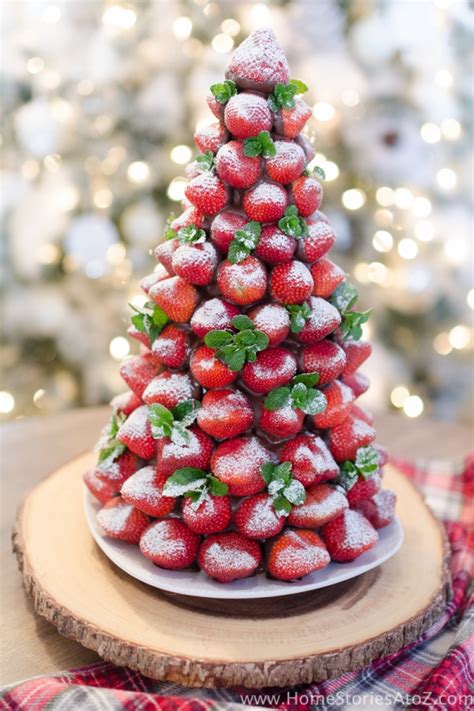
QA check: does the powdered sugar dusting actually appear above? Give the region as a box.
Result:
[204,540,257,571]
[191,298,238,335]
[121,466,164,506]
[276,530,329,569]
[97,501,133,534]
[140,522,187,558]
[225,28,290,87]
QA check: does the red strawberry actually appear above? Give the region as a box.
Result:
[120,465,175,517]
[241,346,297,394]
[215,140,262,189]
[140,266,170,294]
[235,494,285,539]
[342,371,370,398]
[210,209,247,254]
[243,181,288,222]
[207,93,224,120]
[224,92,273,139]
[356,490,396,529]
[119,354,161,399]
[347,471,382,507]
[247,302,290,346]
[254,225,296,264]
[288,483,348,528]
[295,134,316,162]
[312,380,355,429]
[270,260,313,304]
[310,258,345,298]
[149,276,199,323]
[157,425,214,477]
[274,96,313,139]
[110,390,141,417]
[197,388,254,440]
[185,172,228,216]
[142,371,197,409]
[198,532,262,583]
[351,403,374,425]
[170,205,205,231]
[342,340,372,376]
[280,433,339,487]
[194,121,228,154]
[190,345,237,389]
[140,519,200,569]
[321,509,378,562]
[225,28,290,92]
[297,220,336,262]
[154,239,178,274]
[265,141,306,184]
[211,435,273,496]
[217,256,267,306]
[95,449,140,488]
[172,242,218,286]
[327,416,376,463]
[295,296,341,344]
[84,469,118,504]
[266,529,330,581]
[127,323,151,349]
[117,405,157,460]
[290,175,323,217]
[301,340,347,385]
[259,402,305,440]
[152,324,190,369]
[97,497,148,544]
[181,494,232,535]
[190,297,240,338]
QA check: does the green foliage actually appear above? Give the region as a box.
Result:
[204,315,269,372]
[264,372,327,415]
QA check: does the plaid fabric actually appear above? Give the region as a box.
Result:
[2,456,473,711]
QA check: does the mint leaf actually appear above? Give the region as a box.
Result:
[98,441,125,466]
[147,403,174,439]
[205,316,268,373]
[208,475,229,496]
[260,460,306,516]
[163,468,208,497]
[210,79,237,104]
[260,461,275,483]
[354,446,380,477]
[330,282,358,312]
[264,387,291,411]
[278,206,308,238]
[172,399,200,427]
[227,221,261,264]
[178,224,206,244]
[340,309,371,341]
[289,79,309,94]
[273,495,292,516]
[148,400,199,442]
[274,461,293,480]
[302,388,327,416]
[292,372,319,388]
[285,302,312,333]
[254,331,270,350]
[243,131,276,158]
[283,479,306,505]
[225,348,247,372]
[268,79,308,112]
[204,330,233,349]
[164,212,177,240]
[129,302,169,344]
[232,315,255,332]
[266,378,327,416]
[312,165,326,181]
[195,150,214,172]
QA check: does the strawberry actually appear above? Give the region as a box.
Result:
[185,172,228,216]
[215,140,262,189]
[140,266,170,294]
[290,175,323,217]
[247,303,290,346]
[170,205,205,232]
[190,297,240,338]
[241,346,297,394]
[259,402,305,440]
[297,220,336,262]
[235,494,285,539]
[140,519,200,570]
[274,96,313,139]
[270,260,313,305]
[342,371,370,398]
[288,483,348,528]
[110,390,141,417]
[295,134,316,162]
[327,416,376,463]
[117,405,157,460]
[194,121,228,154]
[266,529,330,581]
[351,403,374,425]
[198,532,262,583]
[217,256,267,306]
[127,324,151,349]
[243,181,288,222]
[207,93,224,120]
[280,433,339,487]
[119,354,160,399]
[265,141,306,184]
[149,276,199,323]
[97,497,149,544]
[157,425,214,477]
[347,471,382,507]
[172,242,218,286]
[224,92,272,139]
[225,28,290,91]
[312,380,354,429]
[154,239,178,274]
[83,469,118,504]
[310,258,346,298]
[211,435,273,496]
[210,210,247,254]
[295,296,341,344]
[341,339,372,377]
[254,225,296,265]
[321,509,378,562]
[181,493,232,535]
[95,449,140,487]
[152,324,190,369]
[142,372,197,410]
[197,388,254,440]
[190,345,237,389]
[356,490,396,529]
[301,340,347,386]
[120,465,175,517]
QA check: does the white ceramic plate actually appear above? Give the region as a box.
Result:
[84,488,403,600]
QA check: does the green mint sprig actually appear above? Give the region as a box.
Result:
[210,79,237,105]
[195,150,215,172]
[163,467,228,509]
[97,412,127,469]
[268,79,308,113]
[337,446,380,491]
[285,302,312,334]
[303,165,326,181]
[330,282,371,341]
[260,461,306,516]
[164,213,177,240]
[177,224,206,244]
[243,130,276,158]
[227,221,261,264]
[129,301,169,344]
[147,400,200,446]
[205,315,269,372]
[264,372,327,416]
[278,206,308,238]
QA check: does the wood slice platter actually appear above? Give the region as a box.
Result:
[13,454,451,689]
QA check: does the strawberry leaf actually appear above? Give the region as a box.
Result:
[178,224,207,244]
[210,79,237,104]
[243,130,276,158]
[264,387,291,411]
[278,206,308,238]
[285,302,312,333]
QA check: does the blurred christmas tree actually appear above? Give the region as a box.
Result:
[1,0,472,423]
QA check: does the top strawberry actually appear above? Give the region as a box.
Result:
[225,28,290,92]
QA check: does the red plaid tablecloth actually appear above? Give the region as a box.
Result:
[2,456,473,711]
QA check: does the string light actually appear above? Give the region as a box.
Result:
[414,220,434,242]
[412,197,432,218]
[102,5,137,31]
[37,243,60,265]
[173,16,193,40]
[44,154,62,172]
[221,19,240,36]
[27,57,44,74]
[436,168,456,191]
[449,325,470,350]
[433,333,452,355]
[167,177,187,201]
[374,209,393,227]
[354,262,370,283]
[341,89,359,107]
[342,188,366,210]
[94,188,113,209]
[420,122,441,143]
[441,118,462,141]
[33,389,46,407]
[323,161,339,181]
[42,5,61,23]
[443,235,468,266]
[372,230,393,253]
[127,161,150,184]
[129,293,148,309]
[376,187,395,207]
[398,238,418,260]
[467,290,474,310]
[435,69,453,88]
[40,70,61,89]
[403,395,424,418]
[0,392,15,414]
[109,337,130,360]
[312,102,336,122]
[368,262,390,285]
[212,33,234,53]
[249,3,272,27]
[170,145,192,165]
[106,243,126,265]
[21,160,40,179]
[394,188,414,209]
[391,386,409,408]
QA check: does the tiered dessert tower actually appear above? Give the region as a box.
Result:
[85,29,396,584]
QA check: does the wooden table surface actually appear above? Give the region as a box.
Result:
[1,407,471,685]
